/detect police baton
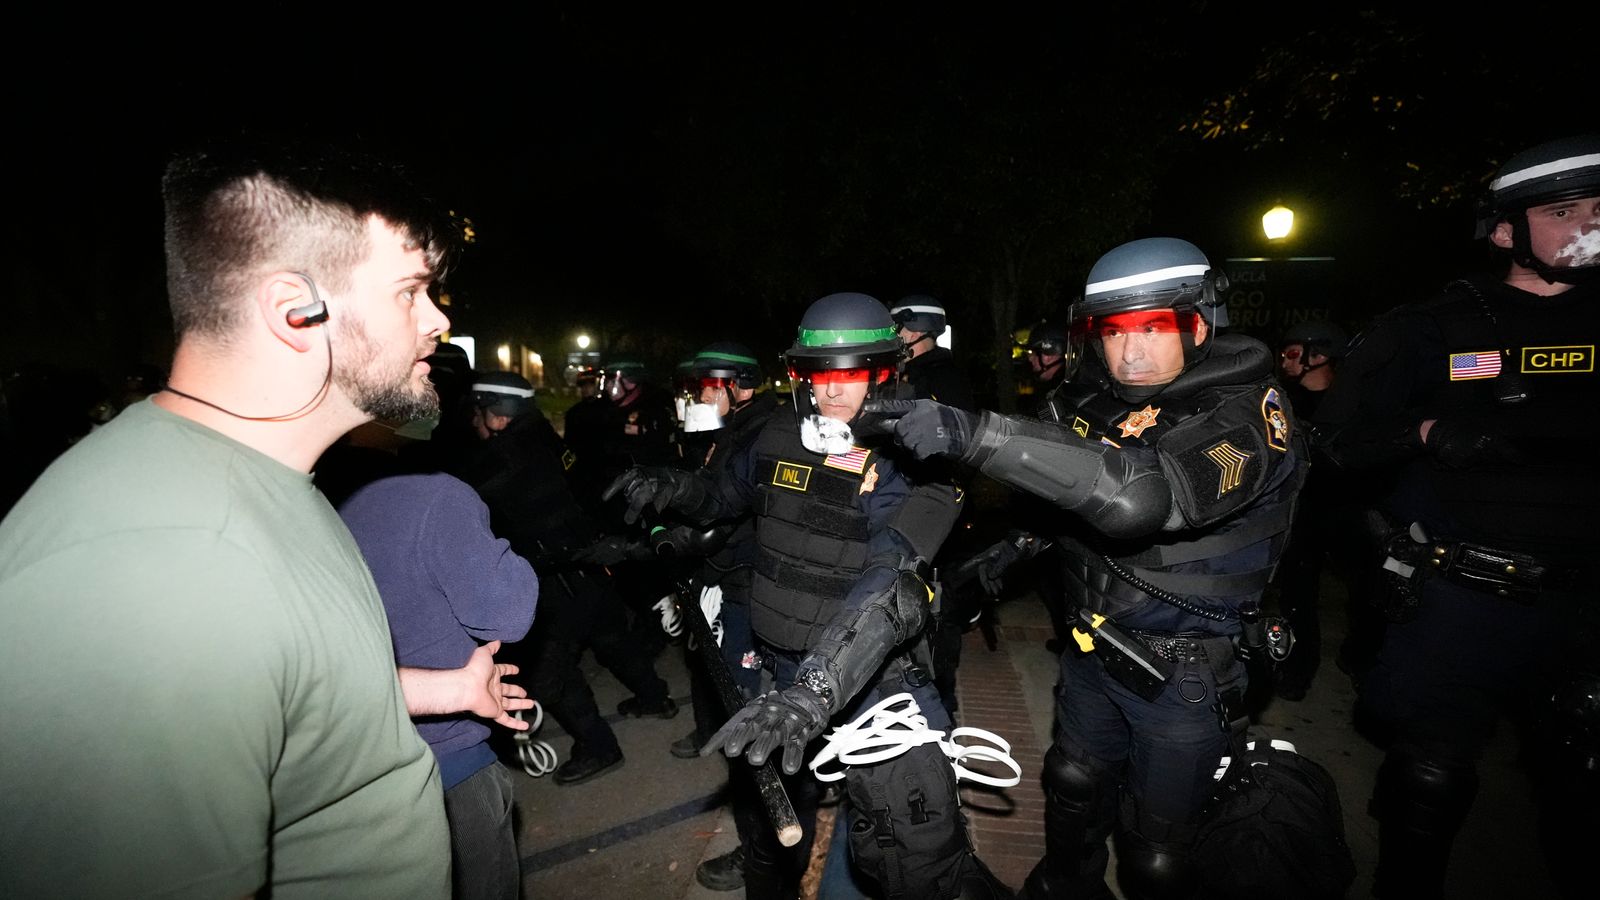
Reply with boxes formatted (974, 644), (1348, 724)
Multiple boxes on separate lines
(648, 525), (804, 848)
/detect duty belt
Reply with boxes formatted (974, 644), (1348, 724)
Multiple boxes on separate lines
(1421, 539), (1580, 602)
(1129, 630), (1229, 664)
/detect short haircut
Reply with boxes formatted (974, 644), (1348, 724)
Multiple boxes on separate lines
(162, 137), (452, 338)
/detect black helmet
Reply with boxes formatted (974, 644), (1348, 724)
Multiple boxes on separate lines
(601, 359), (649, 402)
(784, 292), (903, 422)
(468, 370), (534, 418)
(784, 293), (904, 375)
(1475, 134), (1600, 285)
(1278, 320), (1350, 361)
(1069, 237), (1228, 391)
(693, 341), (764, 389)
(1023, 319), (1069, 355)
(889, 295), (947, 337)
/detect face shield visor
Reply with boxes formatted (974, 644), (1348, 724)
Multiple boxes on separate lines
(1070, 306), (1205, 389)
(783, 356), (897, 454)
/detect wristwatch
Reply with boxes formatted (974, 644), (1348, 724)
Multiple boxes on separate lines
(797, 668), (835, 709)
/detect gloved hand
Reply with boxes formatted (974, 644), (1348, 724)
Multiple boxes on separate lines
(977, 537), (1027, 597)
(864, 399), (979, 461)
(701, 683), (830, 775)
(602, 466), (697, 525)
(570, 535), (652, 567)
(1422, 418), (1524, 469)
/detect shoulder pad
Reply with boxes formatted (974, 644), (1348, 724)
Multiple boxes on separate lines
(1156, 386), (1295, 527)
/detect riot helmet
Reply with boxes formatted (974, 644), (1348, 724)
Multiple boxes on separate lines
(889, 295), (947, 352)
(1069, 237), (1227, 398)
(1277, 320), (1350, 371)
(784, 292), (903, 445)
(1475, 134), (1600, 286)
(683, 341), (762, 432)
(601, 359), (649, 404)
(1022, 319), (1069, 383)
(693, 341), (764, 389)
(468, 370), (534, 419)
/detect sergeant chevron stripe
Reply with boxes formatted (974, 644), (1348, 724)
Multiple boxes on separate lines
(1204, 441), (1252, 497)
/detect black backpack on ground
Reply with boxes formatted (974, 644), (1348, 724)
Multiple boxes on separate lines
(1191, 737), (1357, 900)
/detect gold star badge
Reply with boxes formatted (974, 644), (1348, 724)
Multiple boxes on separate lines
(859, 463), (879, 495)
(1118, 405), (1162, 439)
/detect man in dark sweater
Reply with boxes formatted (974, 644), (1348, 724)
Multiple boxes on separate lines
(339, 471), (539, 900)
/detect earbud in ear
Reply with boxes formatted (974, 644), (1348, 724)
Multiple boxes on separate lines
(286, 300), (328, 328)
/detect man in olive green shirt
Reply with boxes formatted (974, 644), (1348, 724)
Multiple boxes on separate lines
(0, 140), (521, 898)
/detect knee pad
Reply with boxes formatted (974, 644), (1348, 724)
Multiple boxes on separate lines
(845, 743), (970, 899)
(1374, 748), (1478, 834)
(1115, 829), (1194, 900)
(1041, 744), (1113, 812)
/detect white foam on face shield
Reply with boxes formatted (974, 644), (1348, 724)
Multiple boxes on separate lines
(682, 402), (724, 433)
(801, 414), (855, 455)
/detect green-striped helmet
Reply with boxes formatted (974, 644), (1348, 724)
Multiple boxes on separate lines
(784, 292), (904, 375)
(693, 341), (764, 389)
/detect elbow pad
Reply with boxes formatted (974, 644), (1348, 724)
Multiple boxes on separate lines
(964, 412), (1171, 539)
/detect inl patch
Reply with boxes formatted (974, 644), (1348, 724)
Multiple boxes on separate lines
(1205, 441), (1253, 497)
(1521, 345), (1594, 373)
(772, 461), (812, 491)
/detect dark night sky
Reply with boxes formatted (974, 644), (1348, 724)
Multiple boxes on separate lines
(5, 6), (1590, 387)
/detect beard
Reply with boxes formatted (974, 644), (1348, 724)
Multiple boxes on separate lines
(333, 315), (440, 422)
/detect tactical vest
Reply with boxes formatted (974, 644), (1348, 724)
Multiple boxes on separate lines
(1053, 381), (1302, 628)
(748, 416), (875, 651)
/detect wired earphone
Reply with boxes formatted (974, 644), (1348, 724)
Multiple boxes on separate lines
(162, 272), (334, 421)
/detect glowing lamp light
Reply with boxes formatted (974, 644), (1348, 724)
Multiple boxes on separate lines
(1262, 205), (1294, 240)
(496, 344), (512, 368)
(576, 334), (592, 349)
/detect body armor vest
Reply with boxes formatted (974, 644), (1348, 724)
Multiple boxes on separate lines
(1053, 376), (1302, 630)
(748, 415), (875, 651)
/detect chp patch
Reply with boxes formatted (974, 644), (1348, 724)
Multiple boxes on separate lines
(1521, 345), (1594, 373)
(1260, 388), (1290, 452)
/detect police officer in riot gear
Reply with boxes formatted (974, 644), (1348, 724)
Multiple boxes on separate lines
(1314, 134), (1600, 899)
(605, 293), (1011, 900)
(873, 238), (1307, 900)
(448, 370), (677, 787)
(890, 295), (976, 412)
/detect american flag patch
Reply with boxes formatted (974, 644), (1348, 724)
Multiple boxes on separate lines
(1449, 351), (1502, 380)
(823, 445), (871, 474)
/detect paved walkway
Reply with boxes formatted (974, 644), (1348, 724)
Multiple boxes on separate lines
(511, 578), (1555, 899)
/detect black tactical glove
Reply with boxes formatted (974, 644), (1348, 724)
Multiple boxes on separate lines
(570, 534), (653, 567)
(602, 466), (699, 525)
(975, 535), (1024, 597)
(702, 683), (830, 775)
(862, 399), (979, 461)
(1422, 418), (1524, 469)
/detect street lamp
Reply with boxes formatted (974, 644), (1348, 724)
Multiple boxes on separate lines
(576, 334), (591, 350)
(1262, 204), (1294, 241)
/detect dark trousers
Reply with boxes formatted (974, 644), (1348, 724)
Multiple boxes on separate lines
(444, 761), (520, 900)
(523, 572), (670, 756)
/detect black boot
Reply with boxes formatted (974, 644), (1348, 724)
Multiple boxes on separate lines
(552, 743), (624, 786)
(695, 845), (746, 891)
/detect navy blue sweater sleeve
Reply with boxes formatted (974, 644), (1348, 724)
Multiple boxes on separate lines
(421, 476), (538, 643)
